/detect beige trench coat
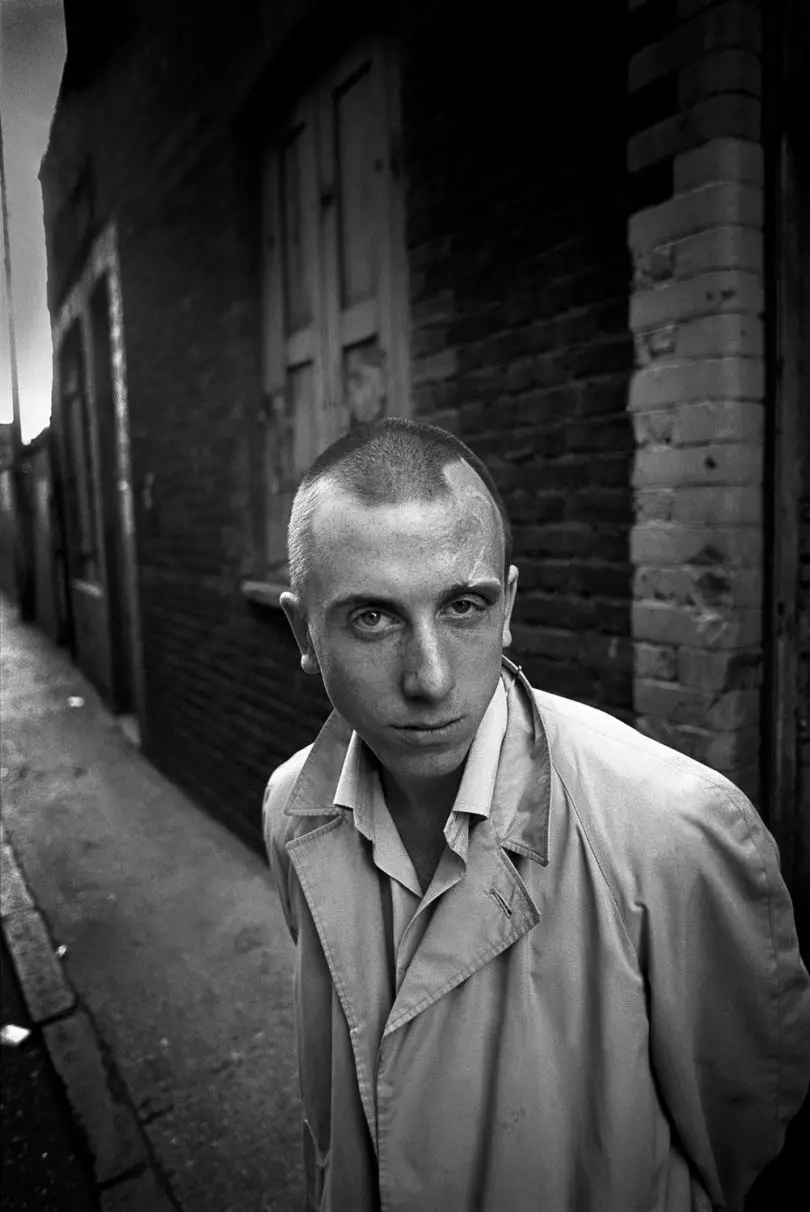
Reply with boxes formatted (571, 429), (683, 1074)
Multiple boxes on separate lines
(264, 660), (810, 1212)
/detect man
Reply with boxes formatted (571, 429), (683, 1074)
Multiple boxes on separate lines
(263, 417), (810, 1212)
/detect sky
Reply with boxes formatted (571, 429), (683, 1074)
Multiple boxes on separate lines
(0, 0), (66, 444)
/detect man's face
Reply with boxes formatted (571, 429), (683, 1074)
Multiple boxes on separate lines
(281, 461), (518, 789)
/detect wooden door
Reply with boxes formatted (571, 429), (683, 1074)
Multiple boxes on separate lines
(260, 37), (407, 573)
(318, 42), (396, 443)
(262, 97), (326, 567)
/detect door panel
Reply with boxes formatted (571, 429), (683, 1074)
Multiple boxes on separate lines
(320, 45), (390, 439)
(335, 61), (378, 309)
(263, 99), (325, 565)
(260, 38), (408, 569)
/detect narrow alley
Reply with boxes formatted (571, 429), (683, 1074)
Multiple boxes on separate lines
(0, 595), (303, 1211)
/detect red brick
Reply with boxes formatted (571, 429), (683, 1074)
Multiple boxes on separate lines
(672, 399), (764, 445)
(634, 679), (759, 730)
(411, 291), (455, 326)
(632, 600), (762, 648)
(671, 225), (763, 278)
(630, 2), (761, 91)
(517, 524), (596, 559)
(631, 521), (761, 566)
(677, 645), (763, 691)
(411, 348), (458, 383)
(632, 404), (762, 451)
(629, 183), (762, 250)
(633, 564), (762, 610)
(510, 624), (582, 663)
(570, 561), (634, 598)
(411, 325), (451, 359)
(674, 137), (763, 192)
(636, 489), (676, 523)
(628, 95), (760, 173)
(629, 356), (764, 409)
(632, 443), (763, 489)
(677, 51), (762, 108)
(566, 489), (634, 524)
(635, 641), (679, 681)
(630, 270), (762, 331)
(634, 314), (763, 365)
(672, 485), (762, 526)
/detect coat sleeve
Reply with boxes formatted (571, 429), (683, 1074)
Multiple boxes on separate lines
(643, 777), (810, 1210)
(262, 765), (300, 944)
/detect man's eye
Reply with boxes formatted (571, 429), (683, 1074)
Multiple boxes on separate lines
(446, 598), (484, 618)
(353, 610), (391, 631)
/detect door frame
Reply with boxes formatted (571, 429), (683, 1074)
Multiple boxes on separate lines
(763, 0), (809, 901)
(52, 222), (146, 739)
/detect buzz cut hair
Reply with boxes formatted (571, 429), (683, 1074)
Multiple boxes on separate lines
(287, 417), (513, 601)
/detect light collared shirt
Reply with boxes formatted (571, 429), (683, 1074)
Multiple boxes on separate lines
(333, 677), (508, 993)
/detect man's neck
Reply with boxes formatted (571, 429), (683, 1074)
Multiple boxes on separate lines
(379, 764), (465, 828)
(378, 764), (466, 893)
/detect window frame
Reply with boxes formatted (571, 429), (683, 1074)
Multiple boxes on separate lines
(249, 34), (409, 598)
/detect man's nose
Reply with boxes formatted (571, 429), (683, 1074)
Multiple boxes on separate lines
(401, 622), (454, 701)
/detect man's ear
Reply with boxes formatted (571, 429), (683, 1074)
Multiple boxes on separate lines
(501, 564), (519, 650)
(280, 591), (319, 676)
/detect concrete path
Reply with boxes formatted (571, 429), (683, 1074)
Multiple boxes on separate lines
(0, 597), (302, 1211)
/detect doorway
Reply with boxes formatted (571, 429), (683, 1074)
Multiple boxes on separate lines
(89, 274), (138, 725)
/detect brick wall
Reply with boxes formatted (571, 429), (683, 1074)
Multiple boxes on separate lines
(42, 0), (639, 839)
(402, 1), (636, 718)
(627, 0), (765, 804)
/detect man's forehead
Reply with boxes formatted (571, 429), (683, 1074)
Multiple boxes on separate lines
(310, 462), (501, 544)
(306, 462), (505, 592)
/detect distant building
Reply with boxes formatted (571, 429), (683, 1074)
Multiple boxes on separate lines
(0, 422), (17, 598)
(40, 1), (809, 925)
(0, 422), (14, 471)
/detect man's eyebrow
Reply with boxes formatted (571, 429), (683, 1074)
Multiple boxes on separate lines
(327, 580), (502, 614)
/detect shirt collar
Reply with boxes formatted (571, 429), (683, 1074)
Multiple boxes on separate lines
(333, 677), (509, 832)
(333, 729), (378, 842)
(284, 657), (551, 866)
(451, 678), (507, 819)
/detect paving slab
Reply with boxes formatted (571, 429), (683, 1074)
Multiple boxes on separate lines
(100, 1170), (176, 1212)
(1, 844), (34, 916)
(3, 908), (75, 1022)
(43, 1010), (149, 1185)
(1, 596), (303, 1209)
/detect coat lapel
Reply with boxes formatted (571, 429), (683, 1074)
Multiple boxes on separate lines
(383, 816), (540, 1035)
(287, 813), (392, 1144)
(282, 657), (553, 1065)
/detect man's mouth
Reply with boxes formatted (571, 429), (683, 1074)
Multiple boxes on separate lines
(393, 718), (462, 742)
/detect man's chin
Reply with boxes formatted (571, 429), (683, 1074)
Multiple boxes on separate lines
(374, 735), (472, 785)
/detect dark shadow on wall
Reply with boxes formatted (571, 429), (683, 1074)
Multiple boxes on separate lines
(402, 1), (637, 722)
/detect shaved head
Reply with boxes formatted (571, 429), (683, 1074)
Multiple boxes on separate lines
(279, 429), (519, 793)
(287, 418), (512, 605)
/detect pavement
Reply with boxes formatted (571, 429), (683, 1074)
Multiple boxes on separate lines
(1, 929), (98, 1210)
(0, 596), (303, 1212)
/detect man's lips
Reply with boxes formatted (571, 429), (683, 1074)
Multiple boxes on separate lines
(395, 719), (460, 730)
(392, 718), (463, 741)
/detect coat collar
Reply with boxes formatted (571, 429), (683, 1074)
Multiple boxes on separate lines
(284, 656), (551, 865)
(282, 659), (551, 1126)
